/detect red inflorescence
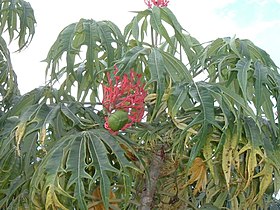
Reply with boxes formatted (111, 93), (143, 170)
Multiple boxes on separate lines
(144, 0), (169, 8)
(102, 65), (147, 134)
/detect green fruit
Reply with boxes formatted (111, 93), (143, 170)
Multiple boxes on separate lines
(108, 110), (129, 131)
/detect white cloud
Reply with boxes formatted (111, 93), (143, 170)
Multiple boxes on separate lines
(248, 0), (270, 5)
(169, 0), (239, 42)
(238, 19), (280, 37)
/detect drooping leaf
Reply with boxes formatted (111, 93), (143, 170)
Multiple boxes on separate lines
(167, 84), (192, 117)
(184, 157), (207, 195)
(236, 57), (251, 101)
(28, 123), (140, 209)
(44, 19), (126, 103)
(217, 84), (256, 119)
(65, 135), (92, 209)
(116, 46), (149, 75)
(0, 0), (36, 50)
(254, 61), (268, 115)
(150, 7), (173, 47)
(161, 50), (193, 83)
(0, 36), (20, 114)
(147, 47), (166, 117)
(182, 82), (222, 167)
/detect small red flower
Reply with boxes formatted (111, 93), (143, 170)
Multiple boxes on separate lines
(144, 0), (169, 8)
(102, 65), (147, 134)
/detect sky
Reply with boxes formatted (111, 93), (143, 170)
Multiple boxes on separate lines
(9, 0), (280, 94)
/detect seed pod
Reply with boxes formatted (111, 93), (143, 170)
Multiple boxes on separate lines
(108, 110), (129, 131)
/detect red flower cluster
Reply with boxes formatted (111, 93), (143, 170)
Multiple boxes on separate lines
(102, 65), (147, 134)
(144, 0), (169, 8)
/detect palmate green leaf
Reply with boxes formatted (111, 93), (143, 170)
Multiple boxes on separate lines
(182, 82), (222, 167)
(0, 0), (36, 50)
(17, 104), (51, 172)
(30, 136), (74, 209)
(125, 7), (175, 47)
(128, 7), (203, 69)
(0, 148), (24, 208)
(44, 22), (78, 80)
(0, 175), (28, 208)
(159, 35), (178, 55)
(176, 33), (203, 69)
(126, 7), (195, 55)
(30, 129), (136, 210)
(168, 84), (192, 117)
(0, 36), (20, 115)
(131, 16), (139, 41)
(159, 7), (204, 68)
(150, 7), (173, 47)
(124, 9), (151, 40)
(86, 130), (138, 209)
(92, 130), (135, 170)
(13, 104), (44, 155)
(236, 57), (252, 102)
(1, 86), (112, 209)
(160, 7), (183, 34)
(116, 46), (149, 75)
(87, 130), (138, 208)
(65, 134), (92, 209)
(44, 19), (125, 98)
(30, 134), (85, 209)
(226, 36), (242, 58)
(87, 131), (119, 210)
(196, 37), (278, 85)
(217, 84), (256, 119)
(161, 50), (193, 83)
(189, 82), (217, 126)
(1, 86), (70, 120)
(60, 103), (85, 127)
(261, 88), (276, 130)
(240, 39), (278, 69)
(244, 117), (263, 148)
(0, 104), (75, 209)
(147, 48), (165, 117)
(254, 61), (268, 115)
(97, 20), (124, 67)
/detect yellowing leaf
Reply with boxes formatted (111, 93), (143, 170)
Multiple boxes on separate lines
(89, 186), (118, 210)
(183, 157), (207, 195)
(253, 164), (273, 203)
(15, 122), (26, 156)
(120, 143), (138, 161)
(222, 129), (239, 189)
(238, 143), (265, 189)
(45, 185), (68, 210)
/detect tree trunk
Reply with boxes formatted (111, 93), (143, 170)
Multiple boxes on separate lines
(140, 146), (165, 210)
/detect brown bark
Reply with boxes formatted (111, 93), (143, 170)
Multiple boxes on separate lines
(140, 146), (165, 210)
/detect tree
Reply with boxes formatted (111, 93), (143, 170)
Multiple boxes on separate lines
(1, 0), (280, 209)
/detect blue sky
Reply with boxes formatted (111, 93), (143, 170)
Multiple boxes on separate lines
(9, 0), (280, 93)
(215, 0), (280, 64)
(218, 0), (280, 26)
